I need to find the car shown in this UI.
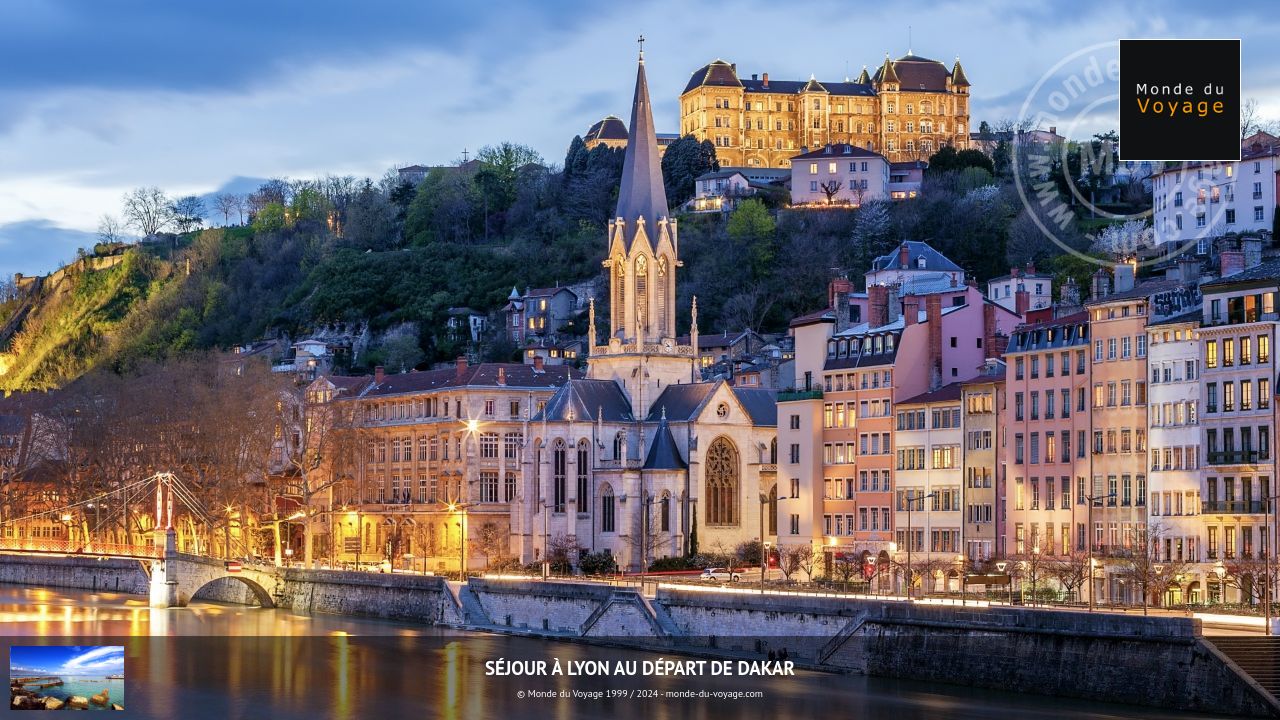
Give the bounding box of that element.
[699,567,741,582]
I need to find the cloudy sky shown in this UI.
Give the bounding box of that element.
[2,0,1278,276]
[10,645,125,676]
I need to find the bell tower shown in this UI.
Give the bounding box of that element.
[589,38,696,418]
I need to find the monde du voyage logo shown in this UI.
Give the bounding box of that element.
[1120,39,1240,162]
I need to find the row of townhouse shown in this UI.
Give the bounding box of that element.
[779,250,1280,605]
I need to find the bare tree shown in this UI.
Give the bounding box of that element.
[819,179,843,204]
[170,195,206,233]
[96,215,126,245]
[1116,525,1190,613]
[777,543,812,583]
[1240,98,1280,142]
[470,520,509,569]
[213,193,242,226]
[1048,551,1091,603]
[122,187,174,238]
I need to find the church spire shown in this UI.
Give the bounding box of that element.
[615,36,669,240]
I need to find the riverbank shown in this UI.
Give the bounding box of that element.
[2,553,1275,717]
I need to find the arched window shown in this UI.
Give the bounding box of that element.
[552,439,566,513]
[770,437,778,464]
[576,440,590,513]
[533,439,542,503]
[601,484,616,533]
[614,431,626,461]
[635,255,649,337]
[660,492,671,532]
[656,256,669,338]
[613,254,626,336]
[706,437,740,525]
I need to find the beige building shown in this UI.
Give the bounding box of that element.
[680,52,970,167]
[960,363,1004,563]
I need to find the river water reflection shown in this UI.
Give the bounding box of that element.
[0,585,1235,720]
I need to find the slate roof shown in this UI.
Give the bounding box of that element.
[683,60,876,96]
[872,53,953,92]
[1085,278,1181,304]
[1202,258,1280,290]
[646,383,718,422]
[643,415,687,469]
[615,57,670,245]
[1147,306,1202,327]
[536,379,634,423]
[898,382,965,406]
[361,363,578,398]
[870,241,962,273]
[585,115,628,142]
[732,387,777,427]
[790,144,888,161]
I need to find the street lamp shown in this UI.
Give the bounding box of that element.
[447,502,473,580]
[1214,561,1227,606]
[1084,491,1117,612]
[904,491,936,600]
[996,560,1011,604]
[759,493,772,595]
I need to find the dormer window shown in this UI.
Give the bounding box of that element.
[916,256,926,269]
[874,336,883,354]
[886,335,895,353]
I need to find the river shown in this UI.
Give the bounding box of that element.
[0,585,1235,719]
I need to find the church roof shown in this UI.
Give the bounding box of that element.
[643,414,687,469]
[732,387,777,427]
[535,378,634,423]
[645,383,717,422]
[615,53,670,249]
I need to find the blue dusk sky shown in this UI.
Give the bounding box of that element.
[10,645,125,677]
[1,0,1278,276]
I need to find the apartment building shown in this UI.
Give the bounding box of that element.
[895,383,966,591]
[1002,311,1092,567]
[960,361,1005,563]
[1145,308,1205,604]
[1198,260,1280,602]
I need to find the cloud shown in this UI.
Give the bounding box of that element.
[0,219,98,276]
[60,645,125,675]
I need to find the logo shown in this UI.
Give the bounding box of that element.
[1119,39,1240,162]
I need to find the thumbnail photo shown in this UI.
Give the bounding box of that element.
[9,646,125,711]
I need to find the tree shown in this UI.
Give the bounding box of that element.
[1116,524,1188,613]
[660,135,719,206]
[1240,98,1280,141]
[1092,219,1153,258]
[847,200,894,274]
[122,186,174,238]
[1048,551,1091,603]
[379,328,425,372]
[818,180,843,204]
[97,215,126,245]
[547,532,581,574]
[726,198,777,281]
[213,194,242,226]
[778,544,812,583]
[171,195,206,233]
[344,180,397,250]
[471,521,509,569]
[284,383,363,568]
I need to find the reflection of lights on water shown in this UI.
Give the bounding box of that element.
[333,632,351,720]
[444,641,460,720]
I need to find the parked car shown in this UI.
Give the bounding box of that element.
[699,567,742,582]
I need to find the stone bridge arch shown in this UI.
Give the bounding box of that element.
[149,540,283,608]
[188,575,277,608]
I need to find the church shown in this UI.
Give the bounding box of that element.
[516,45,778,571]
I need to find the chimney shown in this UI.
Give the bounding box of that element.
[533,354,545,373]
[1015,289,1030,317]
[1060,277,1081,309]
[455,356,468,378]
[828,276,854,308]
[1243,237,1263,268]
[731,63,737,72]
[374,365,385,385]
[925,295,943,390]
[1026,261,1036,275]
[1178,257,1201,284]
[868,284,889,326]
[835,292,851,333]
[1219,250,1245,278]
[1113,263,1135,293]
[1090,269,1111,301]
[903,295,921,326]
[898,242,910,269]
[982,302,997,359]
[1010,266,1020,279]
[762,72,769,89]
[497,367,506,386]
[886,284,902,324]
[752,73,758,80]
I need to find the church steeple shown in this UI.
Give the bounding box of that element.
[615,39,669,241]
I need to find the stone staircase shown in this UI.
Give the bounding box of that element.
[1207,637,1280,700]
[454,583,491,626]
[816,611,868,664]
[643,596,681,636]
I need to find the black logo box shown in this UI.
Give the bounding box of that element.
[1119,39,1241,162]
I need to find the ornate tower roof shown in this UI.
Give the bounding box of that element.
[615,48,669,246]
[876,54,899,85]
[951,58,970,87]
[856,65,870,85]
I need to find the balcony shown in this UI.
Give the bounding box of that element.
[1207,450,1262,466]
[1202,500,1265,514]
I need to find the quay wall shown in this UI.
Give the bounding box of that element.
[2,555,1274,717]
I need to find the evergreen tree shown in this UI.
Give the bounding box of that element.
[660,135,719,206]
